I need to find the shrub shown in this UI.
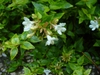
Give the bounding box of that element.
[0,0,100,75]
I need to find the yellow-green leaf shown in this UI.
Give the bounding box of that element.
[84,69,91,75]
[23,67,32,75]
[10,47,18,60]
[20,41,35,50]
[11,34,20,45]
[77,55,84,65]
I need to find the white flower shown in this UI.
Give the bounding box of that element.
[45,35,58,46]
[53,23,66,35]
[44,69,51,75]
[22,17,34,31]
[89,20,99,31]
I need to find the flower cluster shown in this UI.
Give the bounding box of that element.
[46,23,66,46]
[22,17,66,46]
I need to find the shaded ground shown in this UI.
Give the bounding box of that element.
[0,53,100,75]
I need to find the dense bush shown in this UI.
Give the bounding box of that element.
[0,0,100,75]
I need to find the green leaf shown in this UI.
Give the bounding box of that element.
[78,10,86,24]
[74,38,84,52]
[23,67,32,75]
[20,41,35,50]
[28,36,40,43]
[76,0,97,8]
[84,69,91,75]
[50,1,73,10]
[42,14,54,22]
[40,59,50,66]
[36,12,42,19]
[93,42,99,47]
[77,55,84,65]
[10,47,18,60]
[68,63,79,70]
[93,40,100,47]
[95,5,100,16]
[0,0,4,3]
[84,52,92,64]
[67,31,75,37]
[60,34,67,43]
[54,13,64,20]
[7,60,21,72]
[32,2,49,14]
[82,8,91,19]
[20,32,28,40]
[0,4,5,10]
[79,18,84,24]
[8,0,29,8]
[73,68,83,75]
[89,6,96,14]
[11,34,20,45]
[11,24,20,30]
[76,1,85,6]
[86,0,97,8]
[38,0,49,3]
[36,67,44,74]
[66,64,73,74]
[8,65,18,72]
[4,41,14,49]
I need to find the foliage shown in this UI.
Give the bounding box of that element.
[0,0,100,75]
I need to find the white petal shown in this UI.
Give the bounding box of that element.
[52,37,58,40]
[59,23,66,26]
[53,23,66,35]
[22,17,30,26]
[22,17,34,26]
[90,20,95,24]
[24,26,30,31]
[51,40,55,45]
[46,35,52,45]
[54,25,58,30]
[92,28,96,31]
[46,41,51,45]
[47,35,51,40]
[44,69,51,75]
[45,35,58,46]
[89,25,94,28]
[61,28,66,32]
[96,24,99,28]
[24,17,30,21]
[57,30,62,35]
[22,21,28,26]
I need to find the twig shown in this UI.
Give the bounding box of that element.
[82,52,100,72]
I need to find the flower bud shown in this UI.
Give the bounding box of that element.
[31,26,38,30]
[32,14,37,19]
[27,33,34,38]
[52,18,59,24]
[47,30,52,35]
